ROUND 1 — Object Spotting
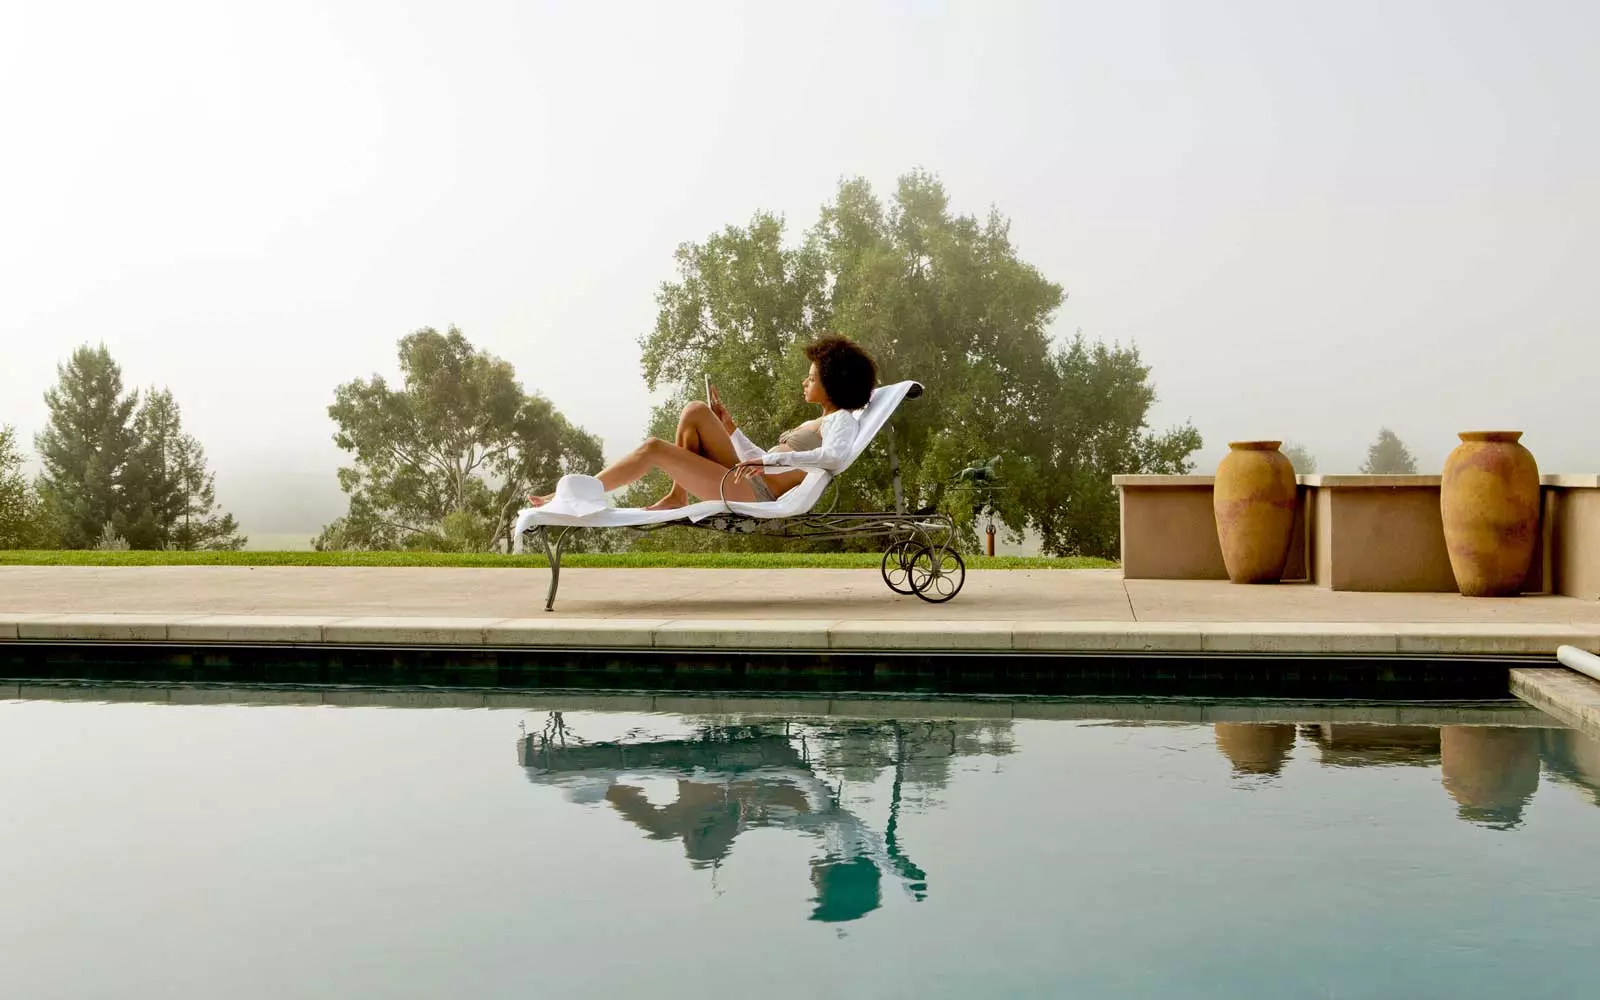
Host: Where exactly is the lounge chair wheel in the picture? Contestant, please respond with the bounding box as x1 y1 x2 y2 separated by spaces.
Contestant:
881 540 921 595
909 545 965 603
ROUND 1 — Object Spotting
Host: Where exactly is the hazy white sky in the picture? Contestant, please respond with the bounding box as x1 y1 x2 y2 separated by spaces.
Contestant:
3 0 1596 534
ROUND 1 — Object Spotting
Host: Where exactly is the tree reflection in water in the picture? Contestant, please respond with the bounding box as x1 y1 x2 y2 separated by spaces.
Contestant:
519 713 1014 923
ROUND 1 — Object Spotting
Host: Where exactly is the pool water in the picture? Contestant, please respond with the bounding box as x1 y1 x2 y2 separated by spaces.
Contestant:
2 692 1598 998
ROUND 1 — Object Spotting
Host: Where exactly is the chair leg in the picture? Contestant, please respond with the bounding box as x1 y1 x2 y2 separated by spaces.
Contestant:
537 526 572 612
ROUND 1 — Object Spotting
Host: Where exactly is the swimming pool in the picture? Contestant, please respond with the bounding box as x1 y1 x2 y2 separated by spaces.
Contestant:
2 689 1596 998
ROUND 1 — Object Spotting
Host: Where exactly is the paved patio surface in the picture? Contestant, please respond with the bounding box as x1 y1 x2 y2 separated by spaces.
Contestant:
2 565 1598 624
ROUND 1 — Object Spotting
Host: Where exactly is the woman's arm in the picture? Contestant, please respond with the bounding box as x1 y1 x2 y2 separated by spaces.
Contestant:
728 428 769 464
712 384 769 463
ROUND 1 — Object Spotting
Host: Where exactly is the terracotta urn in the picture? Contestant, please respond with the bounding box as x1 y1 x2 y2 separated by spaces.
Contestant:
1440 431 1540 597
1214 724 1296 776
1213 441 1297 584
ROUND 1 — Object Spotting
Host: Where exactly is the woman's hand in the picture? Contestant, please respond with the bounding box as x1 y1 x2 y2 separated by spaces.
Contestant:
730 458 768 482
708 384 735 434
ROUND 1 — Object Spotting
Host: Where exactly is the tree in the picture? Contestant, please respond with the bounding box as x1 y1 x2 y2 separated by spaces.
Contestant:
121 389 185 549
1361 428 1419 475
0 425 47 548
1281 442 1317 475
636 171 1200 558
320 327 604 551
123 389 246 550
34 346 244 550
35 344 140 548
168 432 246 550
1020 336 1204 558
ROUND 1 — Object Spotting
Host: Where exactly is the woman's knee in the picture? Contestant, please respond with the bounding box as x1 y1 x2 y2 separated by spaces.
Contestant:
679 400 711 425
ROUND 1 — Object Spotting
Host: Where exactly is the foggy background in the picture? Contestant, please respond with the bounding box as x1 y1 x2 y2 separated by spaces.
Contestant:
3 0 1595 545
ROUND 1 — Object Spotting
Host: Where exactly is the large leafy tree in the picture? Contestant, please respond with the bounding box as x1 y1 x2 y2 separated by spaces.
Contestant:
1361 428 1420 475
319 327 604 551
1019 336 1203 558
35 344 140 548
636 171 1199 557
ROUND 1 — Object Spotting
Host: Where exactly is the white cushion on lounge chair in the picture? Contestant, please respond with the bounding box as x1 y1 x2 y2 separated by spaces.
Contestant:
512 379 920 545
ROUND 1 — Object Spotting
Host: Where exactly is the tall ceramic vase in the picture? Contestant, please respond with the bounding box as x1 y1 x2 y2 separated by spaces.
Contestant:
1440 431 1540 597
1213 441 1297 584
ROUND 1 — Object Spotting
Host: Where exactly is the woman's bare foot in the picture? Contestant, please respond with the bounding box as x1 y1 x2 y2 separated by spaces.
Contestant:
644 487 688 511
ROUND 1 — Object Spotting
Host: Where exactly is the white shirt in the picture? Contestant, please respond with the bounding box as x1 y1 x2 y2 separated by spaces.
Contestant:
730 409 859 472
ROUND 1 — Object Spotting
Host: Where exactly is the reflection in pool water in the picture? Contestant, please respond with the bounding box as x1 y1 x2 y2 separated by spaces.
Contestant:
1541 725 1600 805
1214 722 1595 830
1212 722 1297 774
518 709 1600 932
519 715 1013 922
1214 722 1555 828
2 694 1599 999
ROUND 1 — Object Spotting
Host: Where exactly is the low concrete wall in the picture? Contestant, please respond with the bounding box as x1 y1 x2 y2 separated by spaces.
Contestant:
1117 477 1225 580
1548 476 1600 601
1304 476 1462 593
1117 473 1598 597
1117 477 1306 582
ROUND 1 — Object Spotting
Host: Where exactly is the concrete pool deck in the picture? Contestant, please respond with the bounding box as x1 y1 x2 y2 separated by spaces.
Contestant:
1510 667 1600 737
1 565 1598 656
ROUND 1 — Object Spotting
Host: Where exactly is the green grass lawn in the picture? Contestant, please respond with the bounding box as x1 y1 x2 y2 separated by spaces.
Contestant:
0 549 1115 570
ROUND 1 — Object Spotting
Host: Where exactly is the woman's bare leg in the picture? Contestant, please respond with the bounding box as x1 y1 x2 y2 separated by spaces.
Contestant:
647 402 741 509
596 438 768 502
527 404 813 508
529 438 764 507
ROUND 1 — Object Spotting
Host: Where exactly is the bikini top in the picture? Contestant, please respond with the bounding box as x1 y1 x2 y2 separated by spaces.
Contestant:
776 422 823 453
730 410 859 472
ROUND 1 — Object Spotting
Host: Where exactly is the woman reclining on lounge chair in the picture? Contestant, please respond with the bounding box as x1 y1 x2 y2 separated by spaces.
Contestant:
527 335 879 510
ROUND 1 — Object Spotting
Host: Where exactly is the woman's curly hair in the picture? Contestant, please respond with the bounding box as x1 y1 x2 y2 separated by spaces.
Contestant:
804 335 878 411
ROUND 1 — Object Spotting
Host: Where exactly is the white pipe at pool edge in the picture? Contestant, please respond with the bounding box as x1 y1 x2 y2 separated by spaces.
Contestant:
1555 645 1600 683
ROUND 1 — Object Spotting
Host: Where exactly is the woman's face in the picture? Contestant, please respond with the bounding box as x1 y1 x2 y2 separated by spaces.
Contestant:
802 362 830 406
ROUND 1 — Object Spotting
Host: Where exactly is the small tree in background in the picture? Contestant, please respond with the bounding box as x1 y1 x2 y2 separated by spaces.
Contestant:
35 345 140 548
93 521 130 551
34 345 242 549
1281 442 1317 475
0 425 49 548
122 389 246 550
1360 428 1419 475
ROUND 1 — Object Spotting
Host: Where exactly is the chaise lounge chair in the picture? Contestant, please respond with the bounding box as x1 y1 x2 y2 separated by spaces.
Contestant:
512 380 964 611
